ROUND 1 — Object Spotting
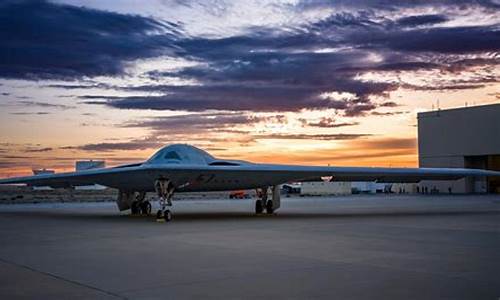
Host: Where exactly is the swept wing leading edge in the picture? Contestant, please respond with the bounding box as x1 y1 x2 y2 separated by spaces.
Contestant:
1 144 499 190
0 163 498 191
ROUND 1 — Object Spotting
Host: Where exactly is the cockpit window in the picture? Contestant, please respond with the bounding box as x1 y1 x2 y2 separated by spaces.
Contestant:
164 151 181 160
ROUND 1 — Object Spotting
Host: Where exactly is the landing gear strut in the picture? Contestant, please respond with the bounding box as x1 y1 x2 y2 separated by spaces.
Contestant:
255 186 281 215
131 200 141 215
266 199 274 214
155 178 175 222
255 199 264 214
130 192 150 215
140 201 152 215
255 187 267 214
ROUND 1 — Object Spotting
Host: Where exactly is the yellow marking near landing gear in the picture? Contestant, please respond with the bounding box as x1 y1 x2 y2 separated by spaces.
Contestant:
156 218 166 223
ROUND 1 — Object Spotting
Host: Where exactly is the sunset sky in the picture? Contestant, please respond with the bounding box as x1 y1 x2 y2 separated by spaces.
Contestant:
0 0 499 177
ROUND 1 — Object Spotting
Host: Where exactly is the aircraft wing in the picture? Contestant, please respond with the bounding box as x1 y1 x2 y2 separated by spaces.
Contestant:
262 165 500 183
0 164 498 191
0 165 150 189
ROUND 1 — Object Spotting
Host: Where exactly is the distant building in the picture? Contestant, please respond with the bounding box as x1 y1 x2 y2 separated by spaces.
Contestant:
418 103 500 193
282 183 301 194
390 183 419 194
351 182 386 194
300 181 351 196
32 168 55 176
75 160 105 171
75 160 106 190
32 168 55 190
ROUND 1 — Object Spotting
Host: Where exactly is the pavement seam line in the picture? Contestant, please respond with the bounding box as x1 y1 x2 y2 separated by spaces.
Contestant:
0 257 127 300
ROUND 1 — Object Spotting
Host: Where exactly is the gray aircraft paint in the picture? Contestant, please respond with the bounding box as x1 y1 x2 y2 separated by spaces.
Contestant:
1 144 499 192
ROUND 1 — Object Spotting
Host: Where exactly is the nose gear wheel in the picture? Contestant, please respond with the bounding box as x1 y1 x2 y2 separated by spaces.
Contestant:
155 178 175 223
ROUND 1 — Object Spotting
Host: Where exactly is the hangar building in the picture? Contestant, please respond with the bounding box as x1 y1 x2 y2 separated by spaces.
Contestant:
75 160 106 190
418 103 500 194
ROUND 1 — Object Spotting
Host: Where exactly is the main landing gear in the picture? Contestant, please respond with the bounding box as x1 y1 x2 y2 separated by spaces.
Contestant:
255 186 281 215
155 178 175 223
131 200 152 215
129 192 152 216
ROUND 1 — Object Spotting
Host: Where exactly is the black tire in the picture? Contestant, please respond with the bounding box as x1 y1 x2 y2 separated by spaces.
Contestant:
255 199 264 214
141 201 152 215
266 200 274 214
164 210 172 222
156 210 163 219
131 201 140 215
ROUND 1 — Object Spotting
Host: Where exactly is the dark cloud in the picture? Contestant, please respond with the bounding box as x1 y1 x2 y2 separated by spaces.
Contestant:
10 112 50 115
373 26 500 53
0 155 33 159
396 14 448 27
0 0 179 79
0 161 28 168
379 101 399 107
253 133 371 140
302 10 499 54
82 78 397 115
295 0 500 10
307 117 359 128
44 82 113 90
401 83 487 91
92 8 496 114
2 0 498 118
344 103 377 117
203 147 227 152
124 112 258 132
83 88 345 112
62 137 164 152
123 113 290 136
17 101 75 109
24 147 53 153
371 111 409 116
340 62 442 73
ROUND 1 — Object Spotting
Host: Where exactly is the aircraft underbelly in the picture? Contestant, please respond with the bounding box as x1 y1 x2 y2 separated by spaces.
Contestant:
106 169 297 192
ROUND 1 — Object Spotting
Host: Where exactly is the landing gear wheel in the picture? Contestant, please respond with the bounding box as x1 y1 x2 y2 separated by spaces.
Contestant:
266 200 274 214
141 201 152 215
255 199 264 214
131 201 140 215
164 210 172 222
156 209 172 222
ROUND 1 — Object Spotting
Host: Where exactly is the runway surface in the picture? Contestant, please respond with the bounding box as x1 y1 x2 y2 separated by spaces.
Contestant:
0 194 499 299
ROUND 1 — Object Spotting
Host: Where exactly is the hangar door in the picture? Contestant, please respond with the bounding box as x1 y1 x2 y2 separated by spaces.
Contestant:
487 155 500 193
465 155 500 194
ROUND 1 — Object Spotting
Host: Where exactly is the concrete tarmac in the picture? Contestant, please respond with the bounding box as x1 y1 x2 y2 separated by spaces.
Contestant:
0 194 499 299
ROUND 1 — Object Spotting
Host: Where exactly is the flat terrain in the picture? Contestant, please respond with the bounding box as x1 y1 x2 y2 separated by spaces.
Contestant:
0 195 499 299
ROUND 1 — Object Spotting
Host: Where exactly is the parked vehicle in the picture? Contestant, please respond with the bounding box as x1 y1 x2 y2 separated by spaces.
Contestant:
229 190 249 199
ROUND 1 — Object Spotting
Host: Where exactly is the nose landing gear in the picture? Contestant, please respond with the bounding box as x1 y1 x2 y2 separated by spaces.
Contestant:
155 178 175 223
156 209 172 222
255 185 281 215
